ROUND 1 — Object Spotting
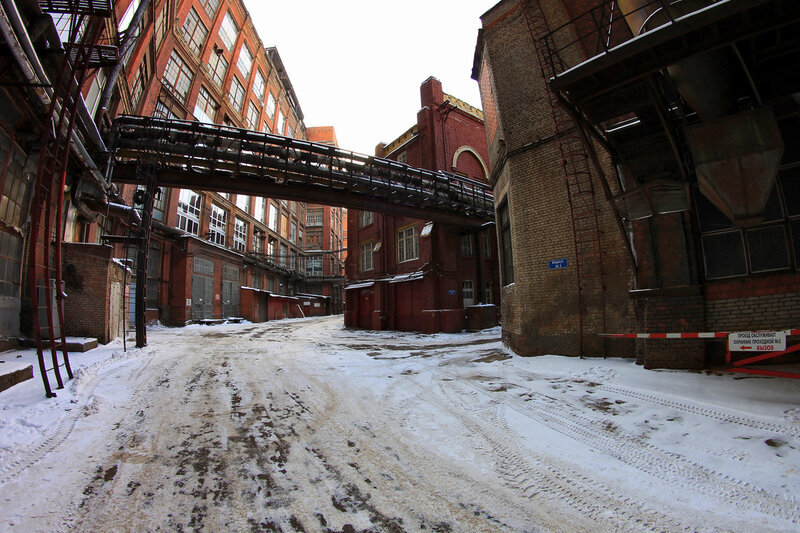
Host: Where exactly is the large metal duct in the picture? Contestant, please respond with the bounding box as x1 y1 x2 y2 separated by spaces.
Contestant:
617 0 784 223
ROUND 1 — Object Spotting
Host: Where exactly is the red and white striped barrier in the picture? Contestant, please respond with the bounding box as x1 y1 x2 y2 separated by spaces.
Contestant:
599 329 800 339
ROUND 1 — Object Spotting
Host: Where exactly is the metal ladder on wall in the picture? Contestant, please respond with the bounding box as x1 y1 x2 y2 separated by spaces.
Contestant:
26 10 107 397
519 0 607 355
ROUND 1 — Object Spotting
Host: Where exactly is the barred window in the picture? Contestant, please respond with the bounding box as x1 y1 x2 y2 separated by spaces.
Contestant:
360 241 373 271
230 76 245 113
218 12 238 52
233 217 247 251
209 204 227 245
193 86 217 124
246 101 259 129
397 225 418 263
176 189 201 235
253 69 265 102
163 51 193 102
207 51 228 88
181 8 208 57
236 43 253 79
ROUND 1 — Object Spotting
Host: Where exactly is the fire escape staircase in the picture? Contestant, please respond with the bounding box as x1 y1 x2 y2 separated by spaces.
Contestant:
24 1 114 397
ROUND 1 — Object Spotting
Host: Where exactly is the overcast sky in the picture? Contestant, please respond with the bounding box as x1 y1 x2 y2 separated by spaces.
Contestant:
243 1 495 155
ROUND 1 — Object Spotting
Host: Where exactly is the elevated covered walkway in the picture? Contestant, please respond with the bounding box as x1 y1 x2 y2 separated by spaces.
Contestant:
108 116 495 226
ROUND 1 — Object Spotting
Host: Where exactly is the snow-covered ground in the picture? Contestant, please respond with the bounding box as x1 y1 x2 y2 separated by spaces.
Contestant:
0 315 798 532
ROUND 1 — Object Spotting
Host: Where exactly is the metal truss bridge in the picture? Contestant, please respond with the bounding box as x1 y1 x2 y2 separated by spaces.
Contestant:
108 116 494 226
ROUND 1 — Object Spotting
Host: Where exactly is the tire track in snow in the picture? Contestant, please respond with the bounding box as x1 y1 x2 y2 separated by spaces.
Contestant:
453 376 800 525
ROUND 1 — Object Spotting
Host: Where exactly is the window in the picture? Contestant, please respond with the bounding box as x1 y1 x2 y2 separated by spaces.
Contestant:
236 194 250 213
397 225 419 263
155 2 171 48
253 69 265 102
498 198 514 284
290 221 297 244
254 196 265 223
306 229 322 249
84 69 106 117
460 234 474 256
359 211 373 228
277 110 285 135
230 76 245 112
176 189 201 235
193 86 217 124
252 272 262 289
246 101 259 129
268 202 279 231
281 214 289 238
236 43 253 79
280 244 288 266
207 51 228 88
307 256 322 276
181 8 208 56
266 92 276 119
233 217 247 251
485 282 493 304
118 0 141 33
262 120 271 133
152 187 167 222
397 151 407 164
253 232 263 254
218 11 238 52
307 208 323 226
201 0 219 18
153 97 178 119
463 280 474 301
163 51 193 102
130 61 148 110
360 241 373 271
209 204 227 245
268 239 276 260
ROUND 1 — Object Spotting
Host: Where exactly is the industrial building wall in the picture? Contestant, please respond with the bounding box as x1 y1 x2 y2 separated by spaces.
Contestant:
476 1 635 358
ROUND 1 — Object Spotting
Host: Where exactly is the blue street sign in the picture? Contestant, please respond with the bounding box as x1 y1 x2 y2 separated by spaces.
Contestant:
548 258 568 270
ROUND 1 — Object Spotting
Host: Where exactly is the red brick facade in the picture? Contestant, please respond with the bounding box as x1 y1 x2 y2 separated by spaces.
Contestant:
345 78 499 333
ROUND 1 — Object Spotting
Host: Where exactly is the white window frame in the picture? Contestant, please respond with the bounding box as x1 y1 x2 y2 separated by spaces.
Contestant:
209 204 227 245
397 225 419 263
233 217 247 251
360 241 374 271
236 43 253 79
218 11 238 52
176 189 201 235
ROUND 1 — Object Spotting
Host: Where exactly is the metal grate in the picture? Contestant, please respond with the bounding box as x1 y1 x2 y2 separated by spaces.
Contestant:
39 0 113 16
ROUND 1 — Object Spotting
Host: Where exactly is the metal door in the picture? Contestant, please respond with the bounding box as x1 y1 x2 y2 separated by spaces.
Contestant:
191 274 214 319
222 279 240 317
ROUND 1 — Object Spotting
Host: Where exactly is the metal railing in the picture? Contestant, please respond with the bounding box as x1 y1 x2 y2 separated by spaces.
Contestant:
108 116 495 224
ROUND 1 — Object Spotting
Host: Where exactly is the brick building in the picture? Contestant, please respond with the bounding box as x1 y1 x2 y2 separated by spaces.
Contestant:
473 0 800 368
344 77 499 333
100 0 342 326
304 127 346 314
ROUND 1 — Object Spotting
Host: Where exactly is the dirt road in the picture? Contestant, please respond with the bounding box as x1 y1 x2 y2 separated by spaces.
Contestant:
1 316 798 532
